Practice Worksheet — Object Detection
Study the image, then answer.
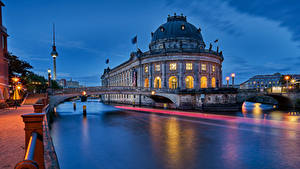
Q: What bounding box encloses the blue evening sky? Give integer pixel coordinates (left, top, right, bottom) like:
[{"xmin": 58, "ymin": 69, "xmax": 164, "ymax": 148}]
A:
[{"xmin": 3, "ymin": 0, "xmax": 300, "ymax": 86}]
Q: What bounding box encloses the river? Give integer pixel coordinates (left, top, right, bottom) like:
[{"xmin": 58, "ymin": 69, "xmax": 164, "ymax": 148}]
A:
[{"xmin": 50, "ymin": 99, "xmax": 300, "ymax": 169}]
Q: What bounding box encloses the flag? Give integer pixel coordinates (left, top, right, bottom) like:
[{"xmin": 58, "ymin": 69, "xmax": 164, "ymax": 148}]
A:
[
  {"xmin": 106, "ymin": 59, "xmax": 109, "ymax": 64},
  {"xmin": 214, "ymin": 39, "xmax": 219, "ymax": 43},
  {"xmin": 131, "ymin": 35, "xmax": 137, "ymax": 44}
]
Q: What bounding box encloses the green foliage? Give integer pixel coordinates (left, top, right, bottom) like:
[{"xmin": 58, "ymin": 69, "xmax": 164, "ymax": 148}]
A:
[
  {"xmin": 23, "ymin": 72, "xmax": 48, "ymax": 93},
  {"xmin": 51, "ymin": 80, "xmax": 61, "ymax": 90},
  {"xmin": 6, "ymin": 53, "xmax": 33, "ymax": 79}
]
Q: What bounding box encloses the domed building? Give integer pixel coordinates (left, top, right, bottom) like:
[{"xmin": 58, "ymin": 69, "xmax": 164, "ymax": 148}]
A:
[{"xmin": 101, "ymin": 14, "xmax": 233, "ymax": 109}]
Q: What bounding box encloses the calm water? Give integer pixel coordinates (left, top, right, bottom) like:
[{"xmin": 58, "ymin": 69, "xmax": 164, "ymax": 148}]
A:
[{"xmin": 50, "ymin": 99, "xmax": 300, "ymax": 169}]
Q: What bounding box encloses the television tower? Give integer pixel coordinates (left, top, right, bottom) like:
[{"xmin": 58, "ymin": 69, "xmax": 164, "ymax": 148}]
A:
[{"xmin": 50, "ymin": 23, "xmax": 58, "ymax": 80}]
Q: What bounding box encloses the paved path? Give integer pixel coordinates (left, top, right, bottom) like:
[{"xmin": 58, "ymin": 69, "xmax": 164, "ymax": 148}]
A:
[{"xmin": 0, "ymin": 105, "xmax": 34, "ymax": 169}]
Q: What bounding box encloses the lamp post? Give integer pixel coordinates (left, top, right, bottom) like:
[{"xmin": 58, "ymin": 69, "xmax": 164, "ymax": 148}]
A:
[
  {"xmin": 291, "ymin": 79, "xmax": 295, "ymax": 89},
  {"xmin": 284, "ymin": 75, "xmax": 290, "ymax": 92},
  {"xmin": 231, "ymin": 73, "xmax": 235, "ymax": 87},
  {"xmin": 226, "ymin": 77, "xmax": 230, "ymax": 88},
  {"xmin": 48, "ymin": 69, "xmax": 51, "ymax": 88}
]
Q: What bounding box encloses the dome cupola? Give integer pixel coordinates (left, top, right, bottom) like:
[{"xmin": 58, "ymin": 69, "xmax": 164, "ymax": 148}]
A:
[{"xmin": 149, "ymin": 13, "xmax": 205, "ymax": 52}]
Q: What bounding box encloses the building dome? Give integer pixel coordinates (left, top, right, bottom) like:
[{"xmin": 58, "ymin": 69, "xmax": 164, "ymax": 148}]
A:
[
  {"xmin": 149, "ymin": 14, "xmax": 206, "ymax": 52},
  {"xmin": 152, "ymin": 14, "xmax": 204, "ymax": 42}
]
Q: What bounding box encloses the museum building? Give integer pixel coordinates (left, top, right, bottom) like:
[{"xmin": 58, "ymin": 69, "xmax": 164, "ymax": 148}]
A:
[{"xmin": 100, "ymin": 14, "xmax": 233, "ymax": 109}]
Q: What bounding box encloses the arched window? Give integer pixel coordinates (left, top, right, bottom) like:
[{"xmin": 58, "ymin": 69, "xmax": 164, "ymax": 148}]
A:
[
  {"xmin": 144, "ymin": 78, "xmax": 149, "ymax": 88},
  {"xmin": 185, "ymin": 76, "xmax": 194, "ymax": 89},
  {"xmin": 211, "ymin": 77, "xmax": 216, "ymax": 88},
  {"xmin": 154, "ymin": 77, "xmax": 161, "ymax": 88},
  {"xmin": 169, "ymin": 76, "xmax": 178, "ymax": 89},
  {"xmin": 201, "ymin": 76, "xmax": 207, "ymax": 88}
]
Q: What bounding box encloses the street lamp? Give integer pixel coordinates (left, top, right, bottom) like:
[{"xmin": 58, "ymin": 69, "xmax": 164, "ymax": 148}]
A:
[
  {"xmin": 48, "ymin": 68, "xmax": 52, "ymax": 88},
  {"xmin": 12, "ymin": 77, "xmax": 20, "ymax": 83},
  {"xmin": 226, "ymin": 77, "xmax": 230, "ymax": 88},
  {"xmin": 291, "ymin": 79, "xmax": 296, "ymax": 90},
  {"xmin": 231, "ymin": 73, "xmax": 235, "ymax": 87},
  {"xmin": 284, "ymin": 75, "xmax": 290, "ymax": 91}
]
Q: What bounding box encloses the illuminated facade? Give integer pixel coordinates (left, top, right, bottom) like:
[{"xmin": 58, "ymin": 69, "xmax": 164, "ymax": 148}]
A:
[
  {"xmin": 101, "ymin": 14, "xmax": 223, "ymax": 89},
  {"xmin": 0, "ymin": 1, "xmax": 8, "ymax": 103},
  {"xmin": 100, "ymin": 14, "xmax": 233, "ymax": 109}
]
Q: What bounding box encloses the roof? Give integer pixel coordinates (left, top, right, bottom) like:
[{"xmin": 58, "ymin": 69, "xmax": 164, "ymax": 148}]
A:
[{"xmin": 151, "ymin": 14, "xmax": 204, "ymax": 43}]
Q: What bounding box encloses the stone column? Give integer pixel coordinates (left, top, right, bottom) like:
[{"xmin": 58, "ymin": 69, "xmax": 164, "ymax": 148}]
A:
[
  {"xmin": 139, "ymin": 62, "xmax": 143, "ymax": 87},
  {"xmin": 162, "ymin": 62, "xmax": 166, "ymax": 88},
  {"xmin": 178, "ymin": 62, "xmax": 183, "ymax": 89},
  {"xmin": 194, "ymin": 62, "xmax": 199, "ymax": 89},
  {"xmin": 149, "ymin": 63, "xmax": 153, "ymax": 88}
]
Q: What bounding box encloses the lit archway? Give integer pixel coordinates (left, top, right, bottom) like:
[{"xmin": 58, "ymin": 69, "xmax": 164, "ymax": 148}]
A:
[
  {"xmin": 144, "ymin": 78, "xmax": 149, "ymax": 88},
  {"xmin": 201, "ymin": 76, "xmax": 207, "ymax": 88},
  {"xmin": 154, "ymin": 77, "xmax": 161, "ymax": 88},
  {"xmin": 211, "ymin": 77, "xmax": 216, "ymax": 88},
  {"xmin": 169, "ymin": 76, "xmax": 178, "ymax": 89},
  {"xmin": 185, "ymin": 76, "xmax": 194, "ymax": 89}
]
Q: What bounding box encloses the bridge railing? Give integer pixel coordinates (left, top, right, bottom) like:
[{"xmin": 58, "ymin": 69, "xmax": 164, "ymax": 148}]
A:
[
  {"xmin": 15, "ymin": 132, "xmax": 41, "ymax": 169},
  {"xmin": 15, "ymin": 113, "xmax": 45, "ymax": 169},
  {"xmin": 53, "ymin": 86, "xmax": 239, "ymax": 95}
]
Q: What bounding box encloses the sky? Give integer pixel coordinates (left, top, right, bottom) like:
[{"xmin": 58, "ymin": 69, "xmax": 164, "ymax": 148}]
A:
[{"xmin": 3, "ymin": 0, "xmax": 300, "ymax": 86}]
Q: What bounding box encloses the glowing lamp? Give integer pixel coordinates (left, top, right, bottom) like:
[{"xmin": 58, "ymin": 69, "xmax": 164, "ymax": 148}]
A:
[
  {"xmin": 226, "ymin": 77, "xmax": 230, "ymax": 81},
  {"xmin": 284, "ymin": 76, "xmax": 290, "ymax": 80},
  {"xmin": 151, "ymin": 91, "xmax": 156, "ymax": 95},
  {"xmin": 231, "ymin": 73, "xmax": 235, "ymax": 78},
  {"xmin": 12, "ymin": 77, "xmax": 20, "ymax": 83}
]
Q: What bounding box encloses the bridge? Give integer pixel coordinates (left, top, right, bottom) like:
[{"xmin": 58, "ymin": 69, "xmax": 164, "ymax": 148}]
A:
[{"xmin": 51, "ymin": 86, "xmax": 300, "ymax": 110}]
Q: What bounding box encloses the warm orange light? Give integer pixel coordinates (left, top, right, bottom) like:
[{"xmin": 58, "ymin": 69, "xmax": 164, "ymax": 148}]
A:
[
  {"xmin": 284, "ymin": 76, "xmax": 290, "ymax": 80},
  {"xmin": 291, "ymin": 79, "xmax": 296, "ymax": 83},
  {"xmin": 16, "ymin": 85, "xmax": 22, "ymax": 90},
  {"xmin": 151, "ymin": 91, "xmax": 156, "ymax": 95},
  {"xmin": 231, "ymin": 73, "xmax": 235, "ymax": 78},
  {"xmin": 12, "ymin": 77, "xmax": 20, "ymax": 83},
  {"xmin": 82, "ymin": 91, "xmax": 87, "ymax": 96},
  {"xmin": 226, "ymin": 77, "xmax": 230, "ymax": 81}
]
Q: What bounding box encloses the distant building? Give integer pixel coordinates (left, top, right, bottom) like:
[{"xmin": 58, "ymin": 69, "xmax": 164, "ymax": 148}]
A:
[
  {"xmin": 240, "ymin": 73, "xmax": 300, "ymax": 91},
  {"xmin": 58, "ymin": 79, "xmax": 67, "ymax": 88},
  {"xmin": 65, "ymin": 79, "xmax": 80, "ymax": 88},
  {"xmin": 0, "ymin": 1, "xmax": 8, "ymax": 103}
]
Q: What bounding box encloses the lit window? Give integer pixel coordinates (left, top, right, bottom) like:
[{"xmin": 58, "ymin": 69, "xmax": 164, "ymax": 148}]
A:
[
  {"xmin": 169, "ymin": 76, "xmax": 178, "ymax": 89},
  {"xmin": 201, "ymin": 64, "xmax": 206, "ymax": 71},
  {"xmin": 145, "ymin": 66, "xmax": 148, "ymax": 73},
  {"xmin": 155, "ymin": 64, "xmax": 161, "ymax": 71},
  {"xmin": 186, "ymin": 63, "xmax": 193, "ymax": 70},
  {"xmin": 201, "ymin": 76, "xmax": 207, "ymax": 88},
  {"xmin": 144, "ymin": 78, "xmax": 149, "ymax": 88},
  {"xmin": 154, "ymin": 77, "xmax": 161, "ymax": 88},
  {"xmin": 211, "ymin": 77, "xmax": 216, "ymax": 88},
  {"xmin": 170, "ymin": 63, "xmax": 177, "ymax": 70},
  {"xmin": 212, "ymin": 65, "xmax": 215, "ymax": 72},
  {"xmin": 185, "ymin": 76, "xmax": 194, "ymax": 89},
  {"xmin": 253, "ymin": 81, "xmax": 256, "ymax": 84},
  {"xmin": 181, "ymin": 24, "xmax": 185, "ymax": 30}
]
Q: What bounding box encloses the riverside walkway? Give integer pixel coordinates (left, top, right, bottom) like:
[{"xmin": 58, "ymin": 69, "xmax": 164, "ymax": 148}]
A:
[{"xmin": 0, "ymin": 105, "xmax": 34, "ymax": 169}]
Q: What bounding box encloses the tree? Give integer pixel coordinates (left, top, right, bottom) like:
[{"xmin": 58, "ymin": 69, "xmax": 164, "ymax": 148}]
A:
[{"xmin": 6, "ymin": 53, "xmax": 33, "ymax": 79}]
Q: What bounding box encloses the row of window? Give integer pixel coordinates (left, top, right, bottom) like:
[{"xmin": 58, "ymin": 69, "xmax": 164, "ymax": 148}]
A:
[
  {"xmin": 144, "ymin": 63, "xmax": 216, "ymax": 72},
  {"xmin": 144, "ymin": 76, "xmax": 217, "ymax": 89},
  {"xmin": 249, "ymin": 81, "xmax": 280, "ymax": 85}
]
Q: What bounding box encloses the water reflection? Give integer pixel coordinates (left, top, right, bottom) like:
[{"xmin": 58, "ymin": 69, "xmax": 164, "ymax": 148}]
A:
[
  {"xmin": 241, "ymin": 102, "xmax": 300, "ymax": 123},
  {"xmin": 51, "ymin": 100, "xmax": 300, "ymax": 169}
]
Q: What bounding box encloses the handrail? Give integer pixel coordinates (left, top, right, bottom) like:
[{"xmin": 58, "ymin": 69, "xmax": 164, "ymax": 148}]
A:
[
  {"xmin": 24, "ymin": 132, "xmax": 38, "ymax": 161},
  {"xmin": 15, "ymin": 132, "xmax": 40, "ymax": 169}
]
